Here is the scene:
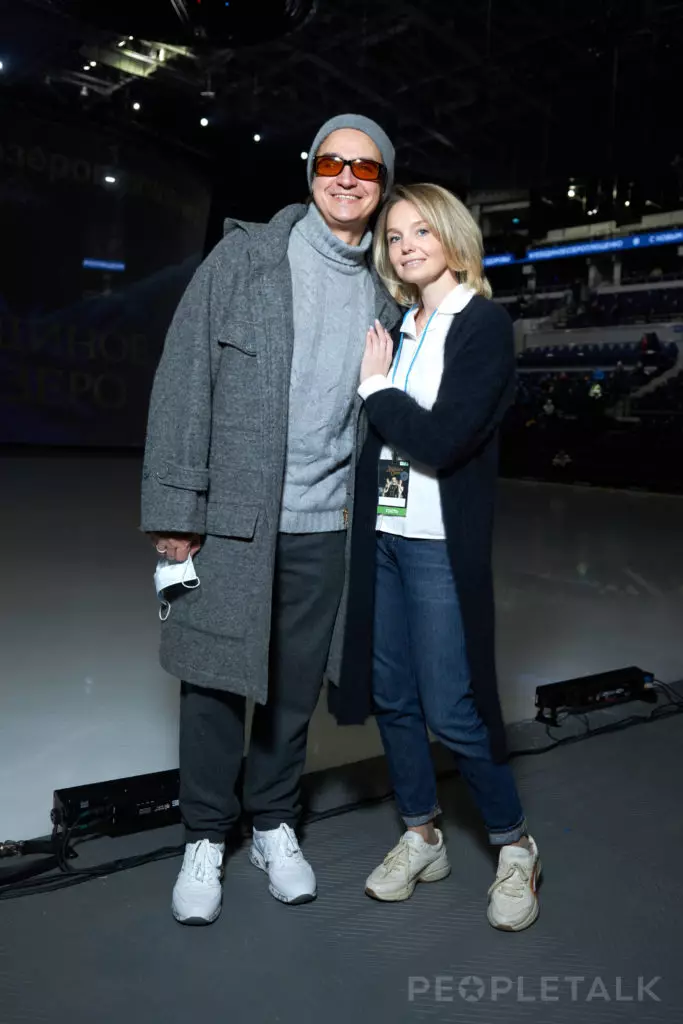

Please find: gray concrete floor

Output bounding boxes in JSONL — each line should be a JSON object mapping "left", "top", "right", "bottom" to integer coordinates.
{"left": 2, "top": 711, "right": 682, "bottom": 1024}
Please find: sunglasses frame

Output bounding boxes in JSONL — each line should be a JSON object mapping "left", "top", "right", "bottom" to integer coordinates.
{"left": 313, "top": 154, "right": 387, "bottom": 185}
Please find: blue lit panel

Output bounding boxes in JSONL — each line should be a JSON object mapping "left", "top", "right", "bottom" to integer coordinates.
{"left": 526, "top": 229, "right": 683, "bottom": 263}
{"left": 483, "top": 253, "right": 515, "bottom": 267}
{"left": 527, "top": 239, "right": 627, "bottom": 261}
{"left": 82, "top": 259, "right": 126, "bottom": 272}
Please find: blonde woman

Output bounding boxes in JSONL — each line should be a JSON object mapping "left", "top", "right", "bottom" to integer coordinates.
{"left": 336, "top": 184, "right": 541, "bottom": 931}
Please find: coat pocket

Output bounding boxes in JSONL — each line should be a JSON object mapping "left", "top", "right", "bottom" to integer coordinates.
{"left": 205, "top": 501, "right": 259, "bottom": 539}
{"left": 178, "top": 502, "right": 265, "bottom": 639}
{"left": 217, "top": 322, "right": 258, "bottom": 357}
{"left": 214, "top": 330, "right": 262, "bottom": 434}
{"left": 153, "top": 461, "right": 209, "bottom": 491}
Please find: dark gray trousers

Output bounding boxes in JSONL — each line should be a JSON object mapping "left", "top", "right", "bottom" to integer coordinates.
{"left": 179, "top": 531, "right": 346, "bottom": 841}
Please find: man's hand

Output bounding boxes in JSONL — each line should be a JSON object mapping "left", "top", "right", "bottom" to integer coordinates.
{"left": 360, "top": 320, "right": 393, "bottom": 383}
{"left": 149, "top": 532, "right": 202, "bottom": 562}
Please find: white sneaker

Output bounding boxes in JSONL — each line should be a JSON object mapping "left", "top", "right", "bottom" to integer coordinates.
{"left": 172, "top": 839, "right": 225, "bottom": 925}
{"left": 365, "top": 830, "right": 451, "bottom": 902}
{"left": 249, "top": 823, "right": 316, "bottom": 905}
{"left": 487, "top": 835, "right": 541, "bottom": 931}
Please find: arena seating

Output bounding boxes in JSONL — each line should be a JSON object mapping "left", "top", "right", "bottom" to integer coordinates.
{"left": 498, "top": 284, "right": 683, "bottom": 329}
{"left": 593, "top": 288, "right": 683, "bottom": 325}
{"left": 500, "top": 334, "right": 682, "bottom": 493}
{"left": 516, "top": 338, "right": 678, "bottom": 370}
{"left": 491, "top": 250, "right": 683, "bottom": 493}
{"left": 514, "top": 369, "right": 640, "bottom": 421}
{"left": 632, "top": 370, "right": 683, "bottom": 413}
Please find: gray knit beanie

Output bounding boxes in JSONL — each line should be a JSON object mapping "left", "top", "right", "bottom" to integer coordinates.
{"left": 306, "top": 114, "right": 395, "bottom": 193}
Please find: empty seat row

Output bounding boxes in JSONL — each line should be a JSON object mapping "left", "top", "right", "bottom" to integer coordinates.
{"left": 517, "top": 340, "right": 678, "bottom": 369}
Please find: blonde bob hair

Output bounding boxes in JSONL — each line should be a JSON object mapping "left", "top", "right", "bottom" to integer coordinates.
{"left": 373, "top": 183, "right": 492, "bottom": 305}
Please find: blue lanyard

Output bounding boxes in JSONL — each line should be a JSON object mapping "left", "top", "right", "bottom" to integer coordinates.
{"left": 391, "top": 306, "right": 439, "bottom": 392}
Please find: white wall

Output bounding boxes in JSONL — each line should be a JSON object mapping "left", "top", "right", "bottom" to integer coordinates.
{"left": 2, "top": 454, "right": 682, "bottom": 840}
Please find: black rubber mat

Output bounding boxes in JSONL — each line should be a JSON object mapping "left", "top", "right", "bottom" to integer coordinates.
{"left": 2, "top": 714, "right": 682, "bottom": 1023}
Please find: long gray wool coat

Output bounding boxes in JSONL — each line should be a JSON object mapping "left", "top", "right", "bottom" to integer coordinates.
{"left": 141, "top": 202, "right": 400, "bottom": 704}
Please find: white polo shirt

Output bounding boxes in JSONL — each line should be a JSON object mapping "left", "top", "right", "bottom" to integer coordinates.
{"left": 358, "top": 283, "right": 475, "bottom": 540}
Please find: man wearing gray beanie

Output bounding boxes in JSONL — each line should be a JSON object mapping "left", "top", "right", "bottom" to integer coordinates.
{"left": 141, "top": 114, "right": 399, "bottom": 923}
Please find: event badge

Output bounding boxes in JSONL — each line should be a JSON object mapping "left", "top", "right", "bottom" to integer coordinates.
{"left": 378, "top": 445, "right": 410, "bottom": 517}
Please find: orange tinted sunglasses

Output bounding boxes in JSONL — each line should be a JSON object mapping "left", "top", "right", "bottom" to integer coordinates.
{"left": 314, "top": 155, "right": 386, "bottom": 183}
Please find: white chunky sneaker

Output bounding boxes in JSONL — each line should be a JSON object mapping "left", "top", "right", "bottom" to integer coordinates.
{"left": 365, "top": 829, "right": 451, "bottom": 902}
{"left": 249, "top": 823, "right": 316, "bottom": 905}
{"left": 487, "top": 835, "right": 541, "bottom": 931}
{"left": 172, "top": 839, "right": 225, "bottom": 925}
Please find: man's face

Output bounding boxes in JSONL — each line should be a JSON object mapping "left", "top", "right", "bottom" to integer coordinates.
{"left": 311, "top": 128, "right": 383, "bottom": 239}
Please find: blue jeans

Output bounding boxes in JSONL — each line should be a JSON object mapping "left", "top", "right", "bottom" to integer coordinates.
{"left": 372, "top": 532, "right": 526, "bottom": 845}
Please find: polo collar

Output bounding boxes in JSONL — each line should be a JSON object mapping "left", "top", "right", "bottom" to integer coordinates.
{"left": 401, "top": 284, "right": 475, "bottom": 337}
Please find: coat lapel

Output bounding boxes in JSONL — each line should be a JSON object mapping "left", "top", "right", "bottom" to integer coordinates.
{"left": 246, "top": 206, "right": 306, "bottom": 500}
{"left": 252, "top": 258, "right": 295, "bottom": 504}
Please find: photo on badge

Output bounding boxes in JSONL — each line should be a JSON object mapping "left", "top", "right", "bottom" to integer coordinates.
{"left": 377, "top": 455, "right": 410, "bottom": 517}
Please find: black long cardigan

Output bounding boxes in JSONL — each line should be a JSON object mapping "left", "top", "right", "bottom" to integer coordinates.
{"left": 329, "top": 295, "right": 516, "bottom": 764}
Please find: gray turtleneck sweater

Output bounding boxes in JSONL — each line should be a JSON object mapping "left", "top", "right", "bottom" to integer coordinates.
{"left": 279, "top": 204, "right": 375, "bottom": 533}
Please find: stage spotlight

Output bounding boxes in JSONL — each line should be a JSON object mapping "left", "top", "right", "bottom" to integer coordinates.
{"left": 200, "top": 117, "right": 209, "bottom": 127}
{"left": 253, "top": 134, "right": 262, "bottom": 142}
{"left": 301, "top": 151, "right": 308, "bottom": 159}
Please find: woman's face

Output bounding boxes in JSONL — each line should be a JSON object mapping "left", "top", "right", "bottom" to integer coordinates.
{"left": 385, "top": 200, "right": 450, "bottom": 289}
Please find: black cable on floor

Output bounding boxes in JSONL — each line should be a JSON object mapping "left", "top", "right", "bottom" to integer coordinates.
{"left": 1, "top": 686, "right": 681, "bottom": 901}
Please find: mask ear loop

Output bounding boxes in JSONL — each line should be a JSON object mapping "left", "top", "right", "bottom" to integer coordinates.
{"left": 157, "top": 557, "right": 199, "bottom": 621}
{"left": 181, "top": 556, "right": 200, "bottom": 589}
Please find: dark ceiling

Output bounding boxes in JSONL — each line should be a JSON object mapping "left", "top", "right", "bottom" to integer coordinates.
{"left": 3, "top": 0, "right": 683, "bottom": 195}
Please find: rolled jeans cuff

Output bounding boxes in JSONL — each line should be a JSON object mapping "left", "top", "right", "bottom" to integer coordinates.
{"left": 402, "top": 804, "right": 442, "bottom": 827}
{"left": 488, "top": 816, "right": 528, "bottom": 846}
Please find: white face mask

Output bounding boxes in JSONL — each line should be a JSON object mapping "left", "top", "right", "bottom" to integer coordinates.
{"left": 154, "top": 555, "right": 200, "bottom": 621}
